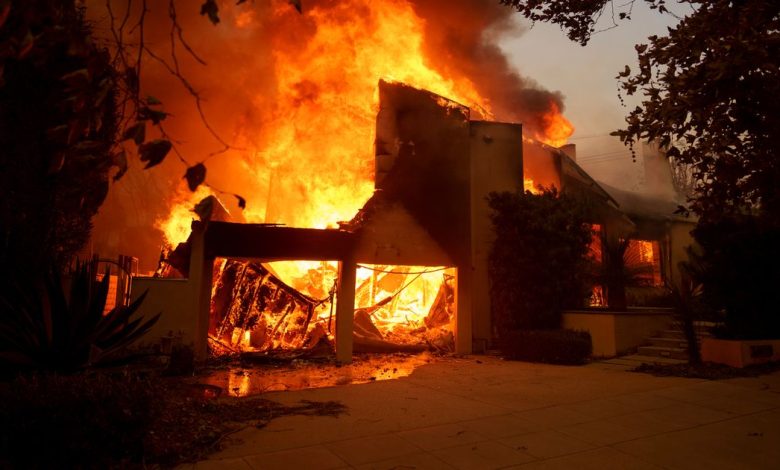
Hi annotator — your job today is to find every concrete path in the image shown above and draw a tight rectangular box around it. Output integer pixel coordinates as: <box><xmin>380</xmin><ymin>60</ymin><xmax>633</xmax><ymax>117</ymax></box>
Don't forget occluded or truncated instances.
<box><xmin>189</xmin><ymin>357</ymin><xmax>780</xmax><ymax>469</ymax></box>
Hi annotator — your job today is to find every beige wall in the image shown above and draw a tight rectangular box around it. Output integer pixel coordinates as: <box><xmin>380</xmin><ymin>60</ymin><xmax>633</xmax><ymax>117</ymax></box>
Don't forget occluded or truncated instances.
<box><xmin>563</xmin><ymin>310</ymin><xmax>672</xmax><ymax>357</ymax></box>
<box><xmin>469</xmin><ymin>121</ymin><xmax>523</xmax><ymax>349</ymax></box>
<box><xmin>129</xmin><ymin>277</ymin><xmax>196</xmax><ymax>350</ymax></box>
<box><xmin>701</xmin><ymin>338</ymin><xmax>780</xmax><ymax>368</ymax></box>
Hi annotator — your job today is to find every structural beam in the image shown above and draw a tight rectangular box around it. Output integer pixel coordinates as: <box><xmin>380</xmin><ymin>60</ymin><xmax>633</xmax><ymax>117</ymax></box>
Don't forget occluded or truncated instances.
<box><xmin>335</xmin><ymin>255</ymin><xmax>357</xmax><ymax>364</ymax></box>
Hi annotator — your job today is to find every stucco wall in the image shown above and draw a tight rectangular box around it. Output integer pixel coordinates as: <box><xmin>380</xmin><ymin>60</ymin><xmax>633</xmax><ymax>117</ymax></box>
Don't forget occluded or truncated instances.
<box><xmin>130</xmin><ymin>277</ymin><xmax>196</xmax><ymax>350</ymax></box>
<box><xmin>469</xmin><ymin>121</ymin><xmax>523</xmax><ymax>349</ymax></box>
<box><xmin>563</xmin><ymin>310</ymin><xmax>672</xmax><ymax>357</ymax></box>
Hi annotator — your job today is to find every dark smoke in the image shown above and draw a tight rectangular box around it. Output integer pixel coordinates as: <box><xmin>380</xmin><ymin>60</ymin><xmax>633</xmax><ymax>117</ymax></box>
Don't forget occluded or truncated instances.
<box><xmin>409</xmin><ymin>0</ymin><xmax>565</xmax><ymax>134</ymax></box>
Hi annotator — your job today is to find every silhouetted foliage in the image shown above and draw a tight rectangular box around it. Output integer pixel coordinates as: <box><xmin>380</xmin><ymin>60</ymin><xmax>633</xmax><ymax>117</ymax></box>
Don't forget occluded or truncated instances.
<box><xmin>501</xmin><ymin>1</ymin><xmax>780</xmax><ymax>220</ymax></box>
<box><xmin>689</xmin><ymin>214</ymin><xmax>780</xmax><ymax>340</ymax></box>
<box><xmin>0</xmin><ymin>1</ymin><xmax>120</xmax><ymax>278</ymax></box>
<box><xmin>667</xmin><ymin>247</ymin><xmax>712</xmax><ymax>365</ymax></box>
<box><xmin>488</xmin><ymin>189</ymin><xmax>593</xmax><ymax>334</ymax></box>
<box><xmin>0</xmin><ymin>263</ymin><xmax>159</xmax><ymax>374</ymax></box>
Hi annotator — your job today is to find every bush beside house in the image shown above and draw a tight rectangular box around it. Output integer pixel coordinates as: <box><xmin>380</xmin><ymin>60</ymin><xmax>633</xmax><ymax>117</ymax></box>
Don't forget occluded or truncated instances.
<box><xmin>488</xmin><ymin>189</ymin><xmax>594</xmax><ymax>364</ymax></box>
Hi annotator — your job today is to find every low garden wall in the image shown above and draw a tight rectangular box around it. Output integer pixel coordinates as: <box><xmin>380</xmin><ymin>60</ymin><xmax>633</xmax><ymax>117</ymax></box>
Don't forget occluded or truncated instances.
<box><xmin>562</xmin><ymin>308</ymin><xmax>673</xmax><ymax>358</ymax></box>
<box><xmin>130</xmin><ymin>277</ymin><xmax>196</xmax><ymax>351</ymax></box>
<box><xmin>701</xmin><ymin>338</ymin><xmax>780</xmax><ymax>368</ymax></box>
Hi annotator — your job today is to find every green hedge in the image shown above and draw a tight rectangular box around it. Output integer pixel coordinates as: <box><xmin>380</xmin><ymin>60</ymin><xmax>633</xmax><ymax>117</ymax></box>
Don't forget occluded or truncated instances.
<box><xmin>488</xmin><ymin>189</ymin><xmax>593</xmax><ymax>332</ymax></box>
<box><xmin>500</xmin><ymin>329</ymin><xmax>592</xmax><ymax>365</ymax></box>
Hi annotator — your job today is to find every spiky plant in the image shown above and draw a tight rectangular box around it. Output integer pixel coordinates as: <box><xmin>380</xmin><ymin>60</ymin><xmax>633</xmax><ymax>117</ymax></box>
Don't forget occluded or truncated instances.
<box><xmin>0</xmin><ymin>264</ymin><xmax>159</xmax><ymax>373</ymax></box>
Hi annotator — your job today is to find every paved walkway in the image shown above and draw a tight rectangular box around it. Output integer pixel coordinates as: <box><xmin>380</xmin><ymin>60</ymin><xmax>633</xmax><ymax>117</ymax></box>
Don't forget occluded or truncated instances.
<box><xmin>189</xmin><ymin>357</ymin><xmax>780</xmax><ymax>469</ymax></box>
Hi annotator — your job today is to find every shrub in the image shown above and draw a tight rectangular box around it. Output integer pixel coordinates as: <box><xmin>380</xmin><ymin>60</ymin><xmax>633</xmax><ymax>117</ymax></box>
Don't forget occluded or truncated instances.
<box><xmin>691</xmin><ymin>213</ymin><xmax>780</xmax><ymax>339</ymax></box>
<box><xmin>500</xmin><ymin>329</ymin><xmax>592</xmax><ymax>365</ymax></box>
<box><xmin>0</xmin><ymin>1</ymin><xmax>120</xmax><ymax>279</ymax></box>
<box><xmin>0</xmin><ymin>372</ymin><xmax>162</xmax><ymax>468</ymax></box>
<box><xmin>488</xmin><ymin>189</ymin><xmax>593</xmax><ymax>333</ymax></box>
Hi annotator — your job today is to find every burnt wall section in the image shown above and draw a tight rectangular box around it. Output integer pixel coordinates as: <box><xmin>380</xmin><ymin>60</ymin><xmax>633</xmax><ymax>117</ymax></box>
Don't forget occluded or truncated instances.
<box><xmin>374</xmin><ymin>80</ymin><xmax>472</xmax><ymax>268</ymax></box>
<box><xmin>350</xmin><ymin>195</ymin><xmax>454</xmax><ymax>266</ymax></box>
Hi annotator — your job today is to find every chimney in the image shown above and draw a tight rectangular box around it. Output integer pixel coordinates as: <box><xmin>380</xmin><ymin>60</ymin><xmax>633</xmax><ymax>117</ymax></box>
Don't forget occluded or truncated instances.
<box><xmin>559</xmin><ymin>143</ymin><xmax>577</xmax><ymax>161</ymax></box>
<box><xmin>641</xmin><ymin>141</ymin><xmax>676</xmax><ymax>199</ymax></box>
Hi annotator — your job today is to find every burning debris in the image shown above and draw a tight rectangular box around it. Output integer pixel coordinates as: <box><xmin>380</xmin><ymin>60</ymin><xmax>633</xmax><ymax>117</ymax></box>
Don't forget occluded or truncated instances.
<box><xmin>210</xmin><ymin>260</ymin><xmax>334</xmax><ymax>353</ymax></box>
<box><xmin>208</xmin><ymin>258</ymin><xmax>456</xmax><ymax>358</ymax></box>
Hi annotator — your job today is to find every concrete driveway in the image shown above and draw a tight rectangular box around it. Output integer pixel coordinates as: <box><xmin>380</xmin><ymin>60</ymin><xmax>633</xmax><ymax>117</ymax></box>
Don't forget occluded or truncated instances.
<box><xmin>190</xmin><ymin>357</ymin><xmax>780</xmax><ymax>469</ymax></box>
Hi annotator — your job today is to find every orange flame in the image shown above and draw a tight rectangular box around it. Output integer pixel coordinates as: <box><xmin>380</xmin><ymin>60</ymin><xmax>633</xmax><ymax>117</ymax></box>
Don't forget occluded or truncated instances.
<box><xmin>157</xmin><ymin>0</ymin><xmax>501</xmax><ymax>246</ymax></box>
<box><xmin>535</xmin><ymin>101</ymin><xmax>574</xmax><ymax>148</ymax></box>
<box><xmin>524</xmin><ymin>178</ymin><xmax>540</xmax><ymax>194</ymax></box>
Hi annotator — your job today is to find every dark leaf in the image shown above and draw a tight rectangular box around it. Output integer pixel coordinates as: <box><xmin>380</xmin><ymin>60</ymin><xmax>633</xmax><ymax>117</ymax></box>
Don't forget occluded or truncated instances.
<box><xmin>0</xmin><ymin>2</ymin><xmax>10</xmax><ymax>30</ymax></box>
<box><xmin>60</xmin><ymin>68</ymin><xmax>89</xmax><ymax>89</ymax></box>
<box><xmin>67</xmin><ymin>118</ymin><xmax>87</xmax><ymax>145</ymax></box>
<box><xmin>184</xmin><ymin>163</ymin><xmax>207</xmax><ymax>191</ymax></box>
<box><xmin>48</xmin><ymin>152</ymin><xmax>65</xmax><ymax>175</ymax></box>
<box><xmin>112</xmin><ymin>149</ymin><xmax>128</xmax><ymax>181</ymax></box>
<box><xmin>201</xmin><ymin>0</ymin><xmax>220</xmax><ymax>25</ymax></box>
<box><xmin>194</xmin><ymin>196</ymin><xmax>215</xmax><ymax>221</ymax></box>
<box><xmin>71</xmin><ymin>140</ymin><xmax>107</xmax><ymax>155</ymax></box>
<box><xmin>289</xmin><ymin>0</ymin><xmax>302</xmax><ymax>13</ymax></box>
<box><xmin>138</xmin><ymin>139</ymin><xmax>172</xmax><ymax>169</ymax></box>
<box><xmin>121</xmin><ymin>122</ymin><xmax>145</xmax><ymax>145</ymax></box>
<box><xmin>45</xmin><ymin>125</ymin><xmax>69</xmax><ymax>145</ymax></box>
<box><xmin>235</xmin><ymin>194</ymin><xmax>247</xmax><ymax>209</ymax></box>
<box><xmin>146</xmin><ymin>95</ymin><xmax>162</xmax><ymax>106</ymax></box>
<box><xmin>137</xmin><ymin>106</ymin><xmax>168</xmax><ymax>124</ymax></box>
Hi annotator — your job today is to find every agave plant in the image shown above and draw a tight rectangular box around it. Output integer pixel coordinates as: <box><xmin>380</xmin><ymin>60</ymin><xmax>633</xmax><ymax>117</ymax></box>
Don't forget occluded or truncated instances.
<box><xmin>0</xmin><ymin>264</ymin><xmax>160</xmax><ymax>373</ymax></box>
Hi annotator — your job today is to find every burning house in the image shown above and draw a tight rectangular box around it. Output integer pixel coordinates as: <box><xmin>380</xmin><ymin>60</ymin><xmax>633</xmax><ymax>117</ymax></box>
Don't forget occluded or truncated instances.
<box><xmin>79</xmin><ymin>1</ymin><xmax>695</xmax><ymax>363</ymax></box>
<box><xmin>130</xmin><ymin>79</ymin><xmax>689</xmax><ymax>362</ymax></box>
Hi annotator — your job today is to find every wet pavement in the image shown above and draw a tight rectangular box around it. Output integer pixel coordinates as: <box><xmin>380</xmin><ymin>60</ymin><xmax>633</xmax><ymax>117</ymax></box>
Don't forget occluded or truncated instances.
<box><xmin>194</xmin><ymin>352</ymin><xmax>440</xmax><ymax>397</ymax></box>
<box><xmin>184</xmin><ymin>356</ymin><xmax>780</xmax><ymax>469</ymax></box>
